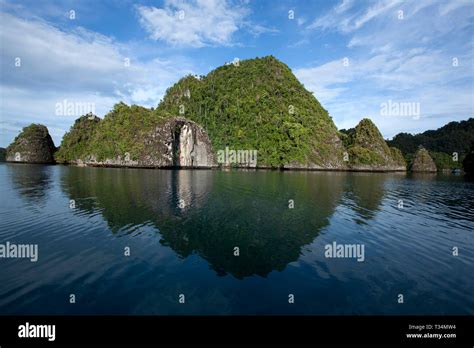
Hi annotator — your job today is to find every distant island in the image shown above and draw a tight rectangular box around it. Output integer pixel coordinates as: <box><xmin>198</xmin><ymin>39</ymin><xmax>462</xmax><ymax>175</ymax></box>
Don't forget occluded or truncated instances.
<box><xmin>3</xmin><ymin>56</ymin><xmax>473</xmax><ymax>174</ymax></box>
<box><xmin>387</xmin><ymin>118</ymin><xmax>474</xmax><ymax>172</ymax></box>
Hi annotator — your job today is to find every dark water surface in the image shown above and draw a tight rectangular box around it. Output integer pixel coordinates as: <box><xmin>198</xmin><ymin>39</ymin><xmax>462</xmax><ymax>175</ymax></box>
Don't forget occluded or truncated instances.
<box><xmin>0</xmin><ymin>163</ymin><xmax>473</xmax><ymax>315</ymax></box>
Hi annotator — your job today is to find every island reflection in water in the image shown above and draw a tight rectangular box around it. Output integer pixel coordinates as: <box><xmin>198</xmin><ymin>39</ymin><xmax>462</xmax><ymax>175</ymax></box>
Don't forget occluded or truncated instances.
<box><xmin>0</xmin><ymin>164</ymin><xmax>473</xmax><ymax>315</ymax></box>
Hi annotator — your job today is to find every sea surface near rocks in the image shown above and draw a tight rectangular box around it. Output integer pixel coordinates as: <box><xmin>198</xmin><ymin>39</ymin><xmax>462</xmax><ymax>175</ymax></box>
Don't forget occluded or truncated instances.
<box><xmin>0</xmin><ymin>164</ymin><xmax>473</xmax><ymax>315</ymax></box>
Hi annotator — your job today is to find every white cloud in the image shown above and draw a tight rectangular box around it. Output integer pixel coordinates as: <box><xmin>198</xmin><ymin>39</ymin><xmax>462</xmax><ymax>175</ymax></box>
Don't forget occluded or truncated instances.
<box><xmin>130</xmin><ymin>86</ymin><xmax>163</xmax><ymax>104</ymax></box>
<box><xmin>299</xmin><ymin>0</ymin><xmax>474</xmax><ymax>137</ymax></box>
<box><xmin>295</xmin><ymin>59</ymin><xmax>354</xmax><ymax>101</ymax></box>
<box><xmin>136</xmin><ymin>0</ymin><xmax>249</xmax><ymax>47</ymax></box>
<box><xmin>0</xmin><ymin>11</ymin><xmax>195</xmax><ymax>146</ymax></box>
<box><xmin>0</xmin><ymin>86</ymin><xmax>119</xmax><ymax>145</ymax></box>
<box><xmin>295</xmin><ymin>50</ymin><xmax>473</xmax><ymax>137</ymax></box>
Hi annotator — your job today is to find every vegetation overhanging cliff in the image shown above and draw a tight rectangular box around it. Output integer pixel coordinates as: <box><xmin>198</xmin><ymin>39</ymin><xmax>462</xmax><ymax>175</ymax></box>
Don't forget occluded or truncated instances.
<box><xmin>7</xmin><ymin>55</ymin><xmax>445</xmax><ymax>172</ymax></box>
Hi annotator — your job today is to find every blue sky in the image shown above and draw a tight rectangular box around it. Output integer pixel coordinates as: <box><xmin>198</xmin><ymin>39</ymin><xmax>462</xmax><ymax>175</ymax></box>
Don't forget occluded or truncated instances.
<box><xmin>0</xmin><ymin>0</ymin><xmax>473</xmax><ymax>147</ymax></box>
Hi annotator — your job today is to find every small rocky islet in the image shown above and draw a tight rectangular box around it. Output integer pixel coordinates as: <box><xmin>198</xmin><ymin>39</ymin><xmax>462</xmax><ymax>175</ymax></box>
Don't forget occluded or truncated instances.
<box><xmin>410</xmin><ymin>147</ymin><xmax>437</xmax><ymax>173</ymax></box>
<box><xmin>5</xmin><ymin>124</ymin><xmax>56</xmax><ymax>164</ymax></box>
<box><xmin>3</xmin><ymin>56</ymin><xmax>470</xmax><ymax>173</ymax></box>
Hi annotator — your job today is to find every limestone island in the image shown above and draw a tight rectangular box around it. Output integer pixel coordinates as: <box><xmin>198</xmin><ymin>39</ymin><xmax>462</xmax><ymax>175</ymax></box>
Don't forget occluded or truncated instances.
<box><xmin>6</xmin><ymin>56</ymin><xmax>462</xmax><ymax>173</ymax></box>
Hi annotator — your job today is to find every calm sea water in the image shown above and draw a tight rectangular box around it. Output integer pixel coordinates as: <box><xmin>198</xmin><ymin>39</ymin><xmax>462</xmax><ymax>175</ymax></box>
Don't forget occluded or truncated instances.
<box><xmin>0</xmin><ymin>163</ymin><xmax>473</xmax><ymax>315</ymax></box>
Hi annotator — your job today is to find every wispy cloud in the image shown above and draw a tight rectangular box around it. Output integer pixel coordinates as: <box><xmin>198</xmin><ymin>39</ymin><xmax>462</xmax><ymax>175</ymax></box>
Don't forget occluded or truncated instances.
<box><xmin>335</xmin><ymin>0</ymin><xmax>354</xmax><ymax>14</ymax></box>
<box><xmin>308</xmin><ymin>0</ymin><xmax>402</xmax><ymax>33</ymax></box>
<box><xmin>243</xmin><ymin>22</ymin><xmax>279</xmax><ymax>37</ymax></box>
<box><xmin>439</xmin><ymin>0</ymin><xmax>473</xmax><ymax>16</ymax></box>
<box><xmin>298</xmin><ymin>0</ymin><xmax>474</xmax><ymax>137</ymax></box>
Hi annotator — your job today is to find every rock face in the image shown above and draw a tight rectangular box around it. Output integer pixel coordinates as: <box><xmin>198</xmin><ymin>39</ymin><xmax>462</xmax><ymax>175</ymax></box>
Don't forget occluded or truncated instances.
<box><xmin>145</xmin><ymin>117</ymin><xmax>215</xmax><ymax>168</ymax></box>
<box><xmin>175</xmin><ymin>119</ymin><xmax>214</xmax><ymax>167</ymax></box>
<box><xmin>158</xmin><ymin>56</ymin><xmax>345</xmax><ymax>169</ymax></box>
<box><xmin>411</xmin><ymin>147</ymin><xmax>437</xmax><ymax>172</ymax></box>
<box><xmin>63</xmin><ymin>116</ymin><xmax>215</xmax><ymax>168</ymax></box>
<box><xmin>343</xmin><ymin>119</ymin><xmax>406</xmax><ymax>171</ymax></box>
<box><xmin>6</xmin><ymin>124</ymin><xmax>56</xmax><ymax>163</ymax></box>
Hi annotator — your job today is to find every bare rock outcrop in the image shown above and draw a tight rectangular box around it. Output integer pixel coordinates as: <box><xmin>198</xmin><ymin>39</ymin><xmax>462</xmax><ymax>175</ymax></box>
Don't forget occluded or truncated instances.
<box><xmin>158</xmin><ymin>117</ymin><xmax>215</xmax><ymax>168</ymax></box>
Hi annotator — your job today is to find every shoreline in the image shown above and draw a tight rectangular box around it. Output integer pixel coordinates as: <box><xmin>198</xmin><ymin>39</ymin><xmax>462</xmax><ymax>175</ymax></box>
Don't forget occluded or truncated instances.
<box><xmin>3</xmin><ymin>161</ymin><xmax>409</xmax><ymax>173</ymax></box>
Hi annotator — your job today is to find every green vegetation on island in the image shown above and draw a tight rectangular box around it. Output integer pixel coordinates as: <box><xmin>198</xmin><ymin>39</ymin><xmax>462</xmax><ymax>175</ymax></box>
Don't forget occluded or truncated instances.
<box><xmin>10</xmin><ymin>56</ymin><xmax>473</xmax><ymax>173</ymax></box>
<box><xmin>157</xmin><ymin>56</ymin><xmax>344</xmax><ymax>168</ymax></box>
<box><xmin>55</xmin><ymin>113</ymin><xmax>101</xmax><ymax>163</ymax></box>
<box><xmin>6</xmin><ymin>124</ymin><xmax>56</xmax><ymax>163</ymax></box>
<box><xmin>387</xmin><ymin>118</ymin><xmax>473</xmax><ymax>171</ymax></box>
<box><xmin>341</xmin><ymin>119</ymin><xmax>406</xmax><ymax>169</ymax></box>
<box><xmin>410</xmin><ymin>147</ymin><xmax>437</xmax><ymax>172</ymax></box>
<box><xmin>55</xmin><ymin>105</ymin><xmax>170</xmax><ymax>163</ymax></box>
